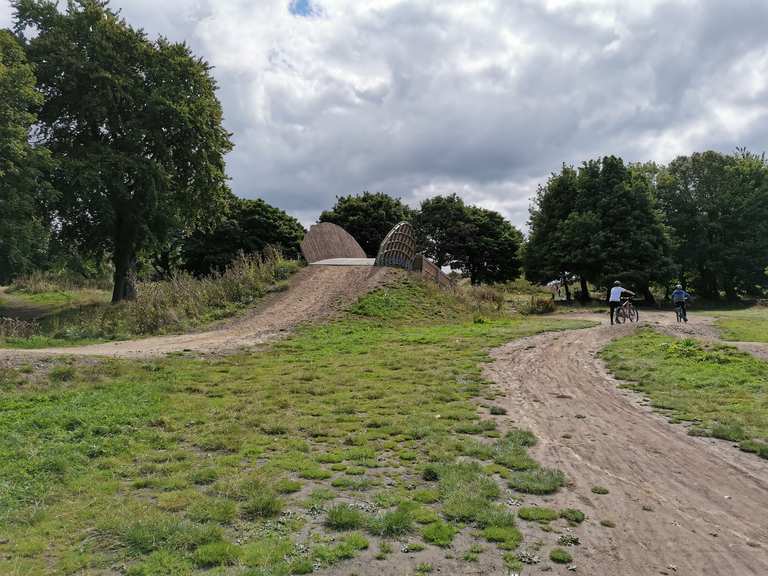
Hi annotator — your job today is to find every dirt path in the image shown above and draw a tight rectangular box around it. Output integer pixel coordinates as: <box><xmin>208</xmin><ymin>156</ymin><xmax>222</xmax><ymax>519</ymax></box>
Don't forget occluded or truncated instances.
<box><xmin>0</xmin><ymin>265</ymin><xmax>396</xmax><ymax>361</ymax></box>
<box><xmin>485</xmin><ymin>310</ymin><xmax>768</xmax><ymax>575</ymax></box>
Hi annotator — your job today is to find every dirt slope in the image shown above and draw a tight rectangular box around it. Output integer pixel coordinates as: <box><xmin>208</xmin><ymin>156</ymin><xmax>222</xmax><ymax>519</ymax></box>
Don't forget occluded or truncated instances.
<box><xmin>0</xmin><ymin>265</ymin><xmax>396</xmax><ymax>360</ymax></box>
<box><xmin>486</xmin><ymin>311</ymin><xmax>768</xmax><ymax>575</ymax></box>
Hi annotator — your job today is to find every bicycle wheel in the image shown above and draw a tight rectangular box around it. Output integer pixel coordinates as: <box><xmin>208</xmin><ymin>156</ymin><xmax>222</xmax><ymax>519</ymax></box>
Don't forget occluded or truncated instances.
<box><xmin>629</xmin><ymin>304</ymin><xmax>639</xmax><ymax>322</ymax></box>
<box><xmin>615</xmin><ymin>307</ymin><xmax>626</xmax><ymax>324</ymax></box>
<box><xmin>675</xmin><ymin>307</ymin><xmax>682</xmax><ymax>322</ymax></box>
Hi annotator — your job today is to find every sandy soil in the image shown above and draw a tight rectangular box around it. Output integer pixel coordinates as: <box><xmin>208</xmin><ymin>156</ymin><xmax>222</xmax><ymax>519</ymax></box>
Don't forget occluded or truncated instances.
<box><xmin>485</xmin><ymin>310</ymin><xmax>768</xmax><ymax>575</ymax></box>
<box><xmin>0</xmin><ymin>265</ymin><xmax>397</xmax><ymax>361</ymax></box>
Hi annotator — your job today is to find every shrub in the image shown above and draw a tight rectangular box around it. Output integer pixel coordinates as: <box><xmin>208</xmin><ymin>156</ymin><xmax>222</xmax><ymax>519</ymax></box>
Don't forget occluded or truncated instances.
<box><xmin>0</xmin><ymin>317</ymin><xmax>39</xmax><ymax>339</ymax></box>
<box><xmin>550</xmin><ymin>547</ymin><xmax>572</xmax><ymax>564</ymax></box>
<box><xmin>519</xmin><ymin>296</ymin><xmax>556</xmax><ymax>315</ymax></box>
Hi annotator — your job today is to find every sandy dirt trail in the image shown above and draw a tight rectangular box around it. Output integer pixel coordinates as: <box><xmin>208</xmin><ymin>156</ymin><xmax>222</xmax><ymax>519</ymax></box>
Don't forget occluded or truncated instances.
<box><xmin>486</xmin><ymin>311</ymin><xmax>768</xmax><ymax>575</ymax></box>
<box><xmin>0</xmin><ymin>265</ymin><xmax>395</xmax><ymax>361</ymax></box>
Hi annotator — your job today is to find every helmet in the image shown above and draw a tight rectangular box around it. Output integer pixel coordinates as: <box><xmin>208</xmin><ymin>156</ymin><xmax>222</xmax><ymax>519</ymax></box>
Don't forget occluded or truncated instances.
<box><xmin>613</xmin><ymin>280</ymin><xmax>621</xmax><ymax>286</ymax></box>
<box><xmin>675</xmin><ymin>284</ymin><xmax>682</xmax><ymax>289</ymax></box>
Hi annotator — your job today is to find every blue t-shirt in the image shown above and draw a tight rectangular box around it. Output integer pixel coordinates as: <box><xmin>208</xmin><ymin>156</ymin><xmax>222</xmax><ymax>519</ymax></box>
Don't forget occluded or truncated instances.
<box><xmin>671</xmin><ymin>289</ymin><xmax>690</xmax><ymax>303</ymax></box>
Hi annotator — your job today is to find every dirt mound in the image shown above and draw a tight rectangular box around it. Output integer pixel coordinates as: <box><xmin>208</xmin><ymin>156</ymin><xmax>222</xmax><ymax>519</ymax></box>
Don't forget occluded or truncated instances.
<box><xmin>0</xmin><ymin>265</ymin><xmax>398</xmax><ymax>360</ymax></box>
<box><xmin>486</xmin><ymin>311</ymin><xmax>768</xmax><ymax>575</ymax></box>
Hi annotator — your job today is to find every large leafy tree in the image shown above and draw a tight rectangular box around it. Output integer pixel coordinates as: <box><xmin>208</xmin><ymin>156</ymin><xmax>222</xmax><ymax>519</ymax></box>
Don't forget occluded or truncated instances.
<box><xmin>182</xmin><ymin>196</ymin><xmax>305</xmax><ymax>276</ymax></box>
<box><xmin>526</xmin><ymin>157</ymin><xmax>672</xmax><ymax>302</ymax></box>
<box><xmin>14</xmin><ymin>0</ymin><xmax>233</xmax><ymax>301</ymax></box>
<box><xmin>319</xmin><ymin>191</ymin><xmax>414</xmax><ymax>257</ymax></box>
<box><xmin>0</xmin><ymin>30</ymin><xmax>52</xmax><ymax>283</ymax></box>
<box><xmin>416</xmin><ymin>194</ymin><xmax>522</xmax><ymax>284</ymax></box>
<box><xmin>657</xmin><ymin>150</ymin><xmax>768</xmax><ymax>299</ymax></box>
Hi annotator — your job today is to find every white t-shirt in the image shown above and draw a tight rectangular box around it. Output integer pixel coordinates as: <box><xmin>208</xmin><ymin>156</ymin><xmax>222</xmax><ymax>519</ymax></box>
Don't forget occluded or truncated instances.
<box><xmin>609</xmin><ymin>286</ymin><xmax>624</xmax><ymax>302</ymax></box>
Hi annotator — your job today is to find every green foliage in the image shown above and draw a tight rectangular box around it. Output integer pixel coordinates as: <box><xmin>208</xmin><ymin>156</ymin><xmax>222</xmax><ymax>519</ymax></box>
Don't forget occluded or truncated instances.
<box><xmin>126</xmin><ymin>550</ymin><xmax>193</xmax><ymax>576</ymax></box>
<box><xmin>549</xmin><ymin>547</ymin><xmax>573</xmax><ymax>564</ymax></box>
<box><xmin>15</xmin><ymin>0</ymin><xmax>233</xmax><ymax>301</ymax></box>
<box><xmin>325</xmin><ymin>504</ymin><xmax>368</xmax><ymax>530</ymax></box>
<box><xmin>508</xmin><ymin>468</ymin><xmax>565</xmax><ymax>494</ymax></box>
<box><xmin>525</xmin><ymin>157</ymin><xmax>672</xmax><ymax>300</ymax></box>
<box><xmin>0</xmin><ymin>30</ymin><xmax>53</xmax><ymax>283</ymax></box>
<box><xmin>657</xmin><ymin>151</ymin><xmax>768</xmax><ymax>298</ymax></box>
<box><xmin>601</xmin><ymin>329</ymin><xmax>768</xmax><ymax>458</ymax></box>
<box><xmin>591</xmin><ymin>486</ymin><xmax>609</xmax><ymax>495</ymax></box>
<box><xmin>517</xmin><ymin>506</ymin><xmax>559</xmax><ymax>522</ymax></box>
<box><xmin>421</xmin><ymin>521</ymin><xmax>458</xmax><ymax>547</ymax></box>
<box><xmin>182</xmin><ymin>197</ymin><xmax>305</xmax><ymax>276</ymax></box>
<box><xmin>368</xmin><ymin>503</ymin><xmax>414</xmax><ymax>537</ymax></box>
<box><xmin>560</xmin><ymin>508</ymin><xmax>585</xmax><ymax>524</ymax></box>
<box><xmin>481</xmin><ymin>526</ymin><xmax>522</xmax><ymax>549</ymax></box>
<box><xmin>319</xmin><ymin>191</ymin><xmax>414</xmax><ymax>257</ymax></box>
<box><xmin>192</xmin><ymin>541</ymin><xmax>240</xmax><ymax>567</ymax></box>
<box><xmin>416</xmin><ymin>194</ymin><xmax>523</xmax><ymax>284</ymax></box>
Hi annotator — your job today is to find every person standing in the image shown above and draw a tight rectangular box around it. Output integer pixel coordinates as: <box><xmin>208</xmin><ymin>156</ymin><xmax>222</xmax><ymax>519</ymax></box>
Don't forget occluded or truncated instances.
<box><xmin>608</xmin><ymin>280</ymin><xmax>635</xmax><ymax>325</ymax></box>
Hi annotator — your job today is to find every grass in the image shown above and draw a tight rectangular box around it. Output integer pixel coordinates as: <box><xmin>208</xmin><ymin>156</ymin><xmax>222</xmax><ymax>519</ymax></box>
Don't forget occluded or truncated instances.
<box><xmin>710</xmin><ymin>306</ymin><xmax>768</xmax><ymax>343</ymax></box>
<box><xmin>550</xmin><ymin>547</ymin><xmax>573</xmax><ymax>564</ymax></box>
<box><xmin>0</xmin><ymin>278</ymin><xmax>593</xmax><ymax>574</ymax></box>
<box><xmin>1</xmin><ymin>252</ymin><xmax>300</xmax><ymax>348</ymax></box>
<box><xmin>517</xmin><ymin>506</ymin><xmax>559</xmax><ymax>523</ymax></box>
<box><xmin>601</xmin><ymin>329</ymin><xmax>768</xmax><ymax>458</ymax></box>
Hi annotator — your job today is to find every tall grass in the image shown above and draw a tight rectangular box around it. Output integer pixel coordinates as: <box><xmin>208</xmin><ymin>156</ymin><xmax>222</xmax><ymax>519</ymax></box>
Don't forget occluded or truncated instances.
<box><xmin>8</xmin><ymin>270</ymin><xmax>113</xmax><ymax>293</ymax></box>
<box><xmin>7</xmin><ymin>251</ymin><xmax>301</xmax><ymax>343</ymax></box>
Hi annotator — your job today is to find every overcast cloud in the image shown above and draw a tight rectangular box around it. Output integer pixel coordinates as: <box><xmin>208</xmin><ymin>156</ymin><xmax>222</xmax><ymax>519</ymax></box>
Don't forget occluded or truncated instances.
<box><xmin>2</xmin><ymin>0</ymin><xmax>767</xmax><ymax>228</ymax></box>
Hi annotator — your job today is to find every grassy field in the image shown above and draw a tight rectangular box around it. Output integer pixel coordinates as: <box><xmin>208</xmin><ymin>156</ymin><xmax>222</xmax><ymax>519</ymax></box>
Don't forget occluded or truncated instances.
<box><xmin>0</xmin><ymin>255</ymin><xmax>300</xmax><ymax>349</ymax></box>
<box><xmin>0</xmin><ymin>279</ymin><xmax>593</xmax><ymax>575</ymax></box>
<box><xmin>601</xmin><ymin>329</ymin><xmax>768</xmax><ymax>458</ymax></box>
<box><xmin>709</xmin><ymin>306</ymin><xmax>768</xmax><ymax>343</ymax></box>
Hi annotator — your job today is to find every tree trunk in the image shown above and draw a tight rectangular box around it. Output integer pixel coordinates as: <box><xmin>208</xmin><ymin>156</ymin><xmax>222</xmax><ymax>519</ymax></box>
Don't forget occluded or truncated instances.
<box><xmin>641</xmin><ymin>285</ymin><xmax>656</xmax><ymax>305</ymax></box>
<box><xmin>700</xmin><ymin>268</ymin><xmax>719</xmax><ymax>300</ymax></box>
<box><xmin>579</xmin><ymin>276</ymin><xmax>590</xmax><ymax>303</ymax></box>
<box><xmin>562</xmin><ymin>273</ymin><xmax>572</xmax><ymax>303</ymax></box>
<box><xmin>111</xmin><ymin>216</ymin><xmax>138</xmax><ymax>303</ymax></box>
<box><xmin>724</xmin><ymin>283</ymin><xmax>738</xmax><ymax>302</ymax></box>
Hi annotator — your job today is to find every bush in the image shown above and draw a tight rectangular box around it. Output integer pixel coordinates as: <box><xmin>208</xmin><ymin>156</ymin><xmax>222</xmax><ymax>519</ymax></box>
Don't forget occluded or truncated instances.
<box><xmin>0</xmin><ymin>317</ymin><xmax>39</xmax><ymax>339</ymax></box>
<box><xmin>519</xmin><ymin>295</ymin><xmax>556</xmax><ymax>315</ymax></box>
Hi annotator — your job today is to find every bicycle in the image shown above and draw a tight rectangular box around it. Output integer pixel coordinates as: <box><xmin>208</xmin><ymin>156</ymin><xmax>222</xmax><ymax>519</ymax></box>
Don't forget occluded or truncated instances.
<box><xmin>614</xmin><ymin>297</ymin><xmax>639</xmax><ymax>324</ymax></box>
<box><xmin>674</xmin><ymin>300</ymin><xmax>688</xmax><ymax>323</ymax></box>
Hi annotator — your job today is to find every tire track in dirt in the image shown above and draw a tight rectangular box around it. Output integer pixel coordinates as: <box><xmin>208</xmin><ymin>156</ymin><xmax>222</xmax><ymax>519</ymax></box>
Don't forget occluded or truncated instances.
<box><xmin>485</xmin><ymin>312</ymin><xmax>768</xmax><ymax>575</ymax></box>
<box><xmin>0</xmin><ymin>265</ymin><xmax>398</xmax><ymax>361</ymax></box>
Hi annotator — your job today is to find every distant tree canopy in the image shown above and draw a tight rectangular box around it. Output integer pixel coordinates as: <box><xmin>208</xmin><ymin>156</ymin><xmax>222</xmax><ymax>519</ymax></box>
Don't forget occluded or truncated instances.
<box><xmin>0</xmin><ymin>30</ymin><xmax>52</xmax><ymax>284</ymax></box>
<box><xmin>656</xmin><ymin>150</ymin><xmax>768</xmax><ymax>299</ymax></box>
<box><xmin>525</xmin><ymin>156</ymin><xmax>672</xmax><ymax>302</ymax></box>
<box><xmin>14</xmin><ymin>0</ymin><xmax>233</xmax><ymax>301</ymax></box>
<box><xmin>182</xmin><ymin>197</ymin><xmax>305</xmax><ymax>276</ymax></box>
<box><xmin>319</xmin><ymin>192</ymin><xmax>414</xmax><ymax>257</ymax></box>
<box><xmin>416</xmin><ymin>194</ymin><xmax>522</xmax><ymax>284</ymax></box>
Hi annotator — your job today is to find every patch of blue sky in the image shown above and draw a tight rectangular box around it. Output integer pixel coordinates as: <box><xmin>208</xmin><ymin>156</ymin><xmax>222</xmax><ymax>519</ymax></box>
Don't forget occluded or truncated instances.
<box><xmin>289</xmin><ymin>0</ymin><xmax>316</xmax><ymax>17</ymax></box>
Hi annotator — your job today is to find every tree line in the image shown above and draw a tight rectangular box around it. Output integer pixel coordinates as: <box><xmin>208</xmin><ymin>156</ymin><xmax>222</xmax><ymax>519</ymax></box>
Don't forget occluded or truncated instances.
<box><xmin>2</xmin><ymin>1</ymin><xmax>767</xmax><ymax>302</ymax></box>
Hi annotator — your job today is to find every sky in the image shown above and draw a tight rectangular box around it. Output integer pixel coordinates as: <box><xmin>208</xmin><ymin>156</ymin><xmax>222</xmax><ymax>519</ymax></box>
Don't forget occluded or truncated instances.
<box><xmin>2</xmin><ymin>0</ymin><xmax>768</xmax><ymax>229</ymax></box>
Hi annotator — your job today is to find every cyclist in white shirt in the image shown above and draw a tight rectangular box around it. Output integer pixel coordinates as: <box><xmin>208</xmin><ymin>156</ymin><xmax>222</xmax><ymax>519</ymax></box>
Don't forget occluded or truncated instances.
<box><xmin>608</xmin><ymin>280</ymin><xmax>635</xmax><ymax>325</ymax></box>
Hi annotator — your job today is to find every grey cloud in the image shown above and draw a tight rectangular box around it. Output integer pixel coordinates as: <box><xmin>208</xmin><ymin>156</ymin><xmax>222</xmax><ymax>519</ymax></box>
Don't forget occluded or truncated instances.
<box><xmin>2</xmin><ymin>0</ymin><xmax>767</xmax><ymax>229</ymax></box>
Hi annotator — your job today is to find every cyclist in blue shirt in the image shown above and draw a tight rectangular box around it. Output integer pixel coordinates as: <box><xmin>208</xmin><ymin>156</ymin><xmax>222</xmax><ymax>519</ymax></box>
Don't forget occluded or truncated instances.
<box><xmin>671</xmin><ymin>284</ymin><xmax>691</xmax><ymax>322</ymax></box>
